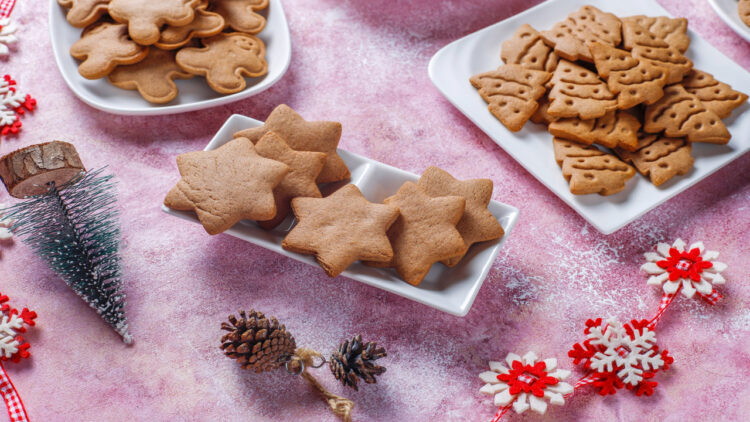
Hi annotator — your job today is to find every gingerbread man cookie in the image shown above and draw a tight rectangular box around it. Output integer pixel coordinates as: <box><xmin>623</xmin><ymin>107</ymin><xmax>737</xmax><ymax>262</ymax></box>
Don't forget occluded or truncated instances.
<box><xmin>176</xmin><ymin>32</ymin><xmax>268</xmax><ymax>94</ymax></box>
<box><xmin>156</xmin><ymin>1</ymin><xmax>225</xmax><ymax>50</ymax></box>
<box><xmin>70</xmin><ymin>22</ymin><xmax>149</xmax><ymax>79</ymax></box>
<box><xmin>108</xmin><ymin>47</ymin><xmax>193</xmax><ymax>104</ymax></box>
<box><xmin>214</xmin><ymin>0</ymin><xmax>269</xmax><ymax>35</ymax></box>
<box><xmin>109</xmin><ymin>0</ymin><xmax>200</xmax><ymax>45</ymax></box>
<box><xmin>57</xmin><ymin>0</ymin><xmax>110</xmax><ymax>28</ymax></box>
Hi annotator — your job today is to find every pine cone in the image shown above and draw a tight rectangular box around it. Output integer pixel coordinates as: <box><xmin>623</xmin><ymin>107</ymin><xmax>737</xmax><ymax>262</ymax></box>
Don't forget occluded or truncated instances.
<box><xmin>220</xmin><ymin>310</ymin><xmax>296</xmax><ymax>373</ymax></box>
<box><xmin>329</xmin><ymin>335</ymin><xmax>387</xmax><ymax>391</ymax></box>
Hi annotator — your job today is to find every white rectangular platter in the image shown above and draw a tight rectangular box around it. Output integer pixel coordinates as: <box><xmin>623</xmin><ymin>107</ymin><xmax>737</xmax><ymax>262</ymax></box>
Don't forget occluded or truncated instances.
<box><xmin>49</xmin><ymin>0</ymin><xmax>292</xmax><ymax>115</ymax></box>
<box><xmin>162</xmin><ymin>114</ymin><xmax>520</xmax><ymax>316</ymax></box>
<box><xmin>428</xmin><ymin>0</ymin><xmax>750</xmax><ymax>234</ymax></box>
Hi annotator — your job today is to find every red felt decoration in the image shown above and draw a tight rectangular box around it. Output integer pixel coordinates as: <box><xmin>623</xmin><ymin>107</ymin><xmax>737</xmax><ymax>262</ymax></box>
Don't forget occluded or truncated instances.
<box><xmin>0</xmin><ymin>292</ymin><xmax>34</xmax><ymax>422</ymax></box>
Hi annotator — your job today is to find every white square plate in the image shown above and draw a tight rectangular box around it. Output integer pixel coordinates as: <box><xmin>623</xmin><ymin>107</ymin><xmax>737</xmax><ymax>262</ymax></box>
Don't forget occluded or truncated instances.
<box><xmin>708</xmin><ymin>0</ymin><xmax>750</xmax><ymax>43</ymax></box>
<box><xmin>48</xmin><ymin>0</ymin><xmax>291</xmax><ymax>115</ymax></box>
<box><xmin>161</xmin><ymin>114</ymin><xmax>520</xmax><ymax>316</ymax></box>
<box><xmin>428</xmin><ymin>0</ymin><xmax>750</xmax><ymax>234</ymax></box>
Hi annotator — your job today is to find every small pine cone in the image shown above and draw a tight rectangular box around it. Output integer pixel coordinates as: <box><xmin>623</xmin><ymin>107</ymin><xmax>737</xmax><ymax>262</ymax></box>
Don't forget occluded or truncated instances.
<box><xmin>220</xmin><ymin>310</ymin><xmax>296</xmax><ymax>373</ymax></box>
<box><xmin>329</xmin><ymin>334</ymin><xmax>387</xmax><ymax>391</ymax></box>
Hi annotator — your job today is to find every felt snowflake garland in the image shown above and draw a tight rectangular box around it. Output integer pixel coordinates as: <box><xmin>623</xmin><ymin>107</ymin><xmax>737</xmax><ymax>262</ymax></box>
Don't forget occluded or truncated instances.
<box><xmin>480</xmin><ymin>239</ymin><xmax>729</xmax><ymax>420</ymax></box>
<box><xmin>0</xmin><ymin>202</ymin><xmax>14</xmax><ymax>257</ymax></box>
<box><xmin>0</xmin><ymin>75</ymin><xmax>36</xmax><ymax>137</ymax></box>
<box><xmin>0</xmin><ymin>292</ymin><xmax>35</xmax><ymax>422</ymax></box>
<box><xmin>0</xmin><ymin>0</ymin><xmax>17</xmax><ymax>56</ymax></box>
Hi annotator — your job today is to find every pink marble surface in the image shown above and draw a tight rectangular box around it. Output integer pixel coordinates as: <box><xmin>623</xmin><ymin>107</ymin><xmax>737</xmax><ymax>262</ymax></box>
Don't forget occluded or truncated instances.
<box><xmin>1</xmin><ymin>0</ymin><xmax>749</xmax><ymax>421</ymax></box>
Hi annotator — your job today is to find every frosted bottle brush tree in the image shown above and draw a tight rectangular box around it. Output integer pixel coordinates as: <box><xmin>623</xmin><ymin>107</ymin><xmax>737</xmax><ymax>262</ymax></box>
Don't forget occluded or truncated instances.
<box><xmin>0</xmin><ymin>141</ymin><xmax>132</xmax><ymax>344</ymax></box>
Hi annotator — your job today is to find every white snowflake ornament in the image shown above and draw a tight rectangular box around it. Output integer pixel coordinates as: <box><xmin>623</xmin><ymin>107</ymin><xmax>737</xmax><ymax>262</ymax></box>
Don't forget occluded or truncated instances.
<box><xmin>0</xmin><ymin>17</ymin><xmax>17</xmax><ymax>56</ymax></box>
<box><xmin>0</xmin><ymin>74</ymin><xmax>36</xmax><ymax>136</ymax></box>
<box><xmin>641</xmin><ymin>239</ymin><xmax>727</xmax><ymax>299</ymax></box>
<box><xmin>479</xmin><ymin>351</ymin><xmax>573</xmax><ymax>415</ymax></box>
<box><xmin>0</xmin><ymin>203</ymin><xmax>15</xmax><ymax>242</ymax></box>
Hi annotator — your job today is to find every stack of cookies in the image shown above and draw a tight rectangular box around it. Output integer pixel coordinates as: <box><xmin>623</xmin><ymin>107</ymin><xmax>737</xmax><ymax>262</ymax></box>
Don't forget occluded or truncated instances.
<box><xmin>164</xmin><ymin>105</ymin><xmax>505</xmax><ymax>286</ymax></box>
<box><xmin>59</xmin><ymin>0</ymin><xmax>270</xmax><ymax>103</ymax></box>
<box><xmin>471</xmin><ymin>5</ymin><xmax>748</xmax><ymax>196</ymax></box>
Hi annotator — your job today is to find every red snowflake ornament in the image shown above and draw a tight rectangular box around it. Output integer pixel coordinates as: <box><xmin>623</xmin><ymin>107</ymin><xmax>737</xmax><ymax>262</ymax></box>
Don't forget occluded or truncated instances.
<box><xmin>0</xmin><ymin>292</ymin><xmax>36</xmax><ymax>363</ymax></box>
<box><xmin>499</xmin><ymin>359</ymin><xmax>560</xmax><ymax>397</ymax></box>
<box><xmin>568</xmin><ymin>318</ymin><xmax>673</xmax><ymax>397</ymax></box>
<box><xmin>1</xmin><ymin>74</ymin><xmax>36</xmax><ymax>137</ymax></box>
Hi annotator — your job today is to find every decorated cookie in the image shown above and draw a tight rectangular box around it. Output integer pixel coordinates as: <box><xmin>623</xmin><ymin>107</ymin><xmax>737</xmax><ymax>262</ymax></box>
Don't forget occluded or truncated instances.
<box><xmin>155</xmin><ymin>1</ymin><xmax>225</xmax><ymax>50</ymax></box>
<box><xmin>254</xmin><ymin>132</ymin><xmax>326</xmax><ymax>230</ymax></box>
<box><xmin>164</xmin><ymin>137</ymin><xmax>289</xmax><ymax>235</ymax></box>
<box><xmin>417</xmin><ymin>167</ymin><xmax>504</xmax><ymax>267</ymax></box>
<box><xmin>644</xmin><ymin>84</ymin><xmax>730</xmax><ymax>144</ymax></box>
<box><xmin>214</xmin><ymin>0</ymin><xmax>269</xmax><ymax>35</ymax></box>
<box><xmin>553</xmin><ymin>138</ymin><xmax>636</xmax><ymax>196</ymax></box>
<box><xmin>547</xmin><ymin>60</ymin><xmax>617</xmax><ymax>120</ymax></box>
<box><xmin>234</xmin><ymin>105</ymin><xmax>350</xmax><ymax>184</ymax></box>
<box><xmin>616</xmin><ymin>134</ymin><xmax>693</xmax><ymax>186</ymax></box>
<box><xmin>282</xmin><ymin>184</ymin><xmax>399</xmax><ymax>278</ymax></box>
<box><xmin>109</xmin><ymin>0</ymin><xmax>200</xmax><ymax>45</ymax></box>
<box><xmin>470</xmin><ymin>65</ymin><xmax>551</xmax><ymax>132</ymax></box>
<box><xmin>682</xmin><ymin>70</ymin><xmax>748</xmax><ymax>119</ymax></box>
<box><xmin>57</xmin><ymin>0</ymin><xmax>110</xmax><ymax>28</ymax></box>
<box><xmin>176</xmin><ymin>32</ymin><xmax>268</xmax><ymax>94</ymax></box>
<box><xmin>530</xmin><ymin>95</ymin><xmax>557</xmax><ymax>126</ymax></box>
<box><xmin>621</xmin><ymin>20</ymin><xmax>692</xmax><ymax>85</ymax></box>
<box><xmin>365</xmin><ymin>182</ymin><xmax>466</xmax><ymax>286</ymax></box>
<box><xmin>540</xmin><ymin>5</ymin><xmax>622</xmax><ymax>62</ymax></box>
<box><xmin>548</xmin><ymin>111</ymin><xmax>641</xmax><ymax>151</ymax></box>
<box><xmin>501</xmin><ymin>24</ymin><xmax>558</xmax><ymax>72</ymax></box>
<box><xmin>107</xmin><ymin>47</ymin><xmax>193</xmax><ymax>104</ymax></box>
<box><xmin>622</xmin><ymin>15</ymin><xmax>690</xmax><ymax>52</ymax></box>
<box><xmin>740</xmin><ymin>0</ymin><xmax>750</xmax><ymax>28</ymax></box>
<box><xmin>588</xmin><ymin>42</ymin><xmax>668</xmax><ymax>110</ymax></box>
<box><xmin>70</xmin><ymin>22</ymin><xmax>149</xmax><ymax>80</ymax></box>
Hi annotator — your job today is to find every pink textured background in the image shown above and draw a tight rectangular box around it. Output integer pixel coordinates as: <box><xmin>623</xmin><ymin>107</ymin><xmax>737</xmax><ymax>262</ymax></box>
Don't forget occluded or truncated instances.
<box><xmin>1</xmin><ymin>0</ymin><xmax>749</xmax><ymax>421</ymax></box>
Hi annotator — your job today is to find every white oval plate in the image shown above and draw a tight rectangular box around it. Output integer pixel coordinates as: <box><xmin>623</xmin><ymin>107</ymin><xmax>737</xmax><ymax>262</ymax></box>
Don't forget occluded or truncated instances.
<box><xmin>48</xmin><ymin>0</ymin><xmax>291</xmax><ymax>116</ymax></box>
<box><xmin>708</xmin><ymin>0</ymin><xmax>750</xmax><ymax>43</ymax></box>
<box><xmin>161</xmin><ymin>114</ymin><xmax>520</xmax><ymax>317</ymax></box>
<box><xmin>429</xmin><ymin>0</ymin><xmax>750</xmax><ymax>234</ymax></box>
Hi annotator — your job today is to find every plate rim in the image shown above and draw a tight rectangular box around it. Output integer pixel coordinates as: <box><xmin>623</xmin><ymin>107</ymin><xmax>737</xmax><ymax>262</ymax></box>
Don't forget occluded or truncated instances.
<box><xmin>160</xmin><ymin>113</ymin><xmax>521</xmax><ymax>316</ymax></box>
<box><xmin>428</xmin><ymin>0</ymin><xmax>750</xmax><ymax>235</ymax></box>
<box><xmin>707</xmin><ymin>0</ymin><xmax>750</xmax><ymax>44</ymax></box>
<box><xmin>47</xmin><ymin>0</ymin><xmax>292</xmax><ymax>116</ymax></box>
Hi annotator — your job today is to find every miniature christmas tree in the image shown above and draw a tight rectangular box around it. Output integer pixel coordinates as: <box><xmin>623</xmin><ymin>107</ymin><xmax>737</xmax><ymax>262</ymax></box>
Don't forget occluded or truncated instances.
<box><xmin>0</xmin><ymin>142</ymin><xmax>132</xmax><ymax>344</ymax></box>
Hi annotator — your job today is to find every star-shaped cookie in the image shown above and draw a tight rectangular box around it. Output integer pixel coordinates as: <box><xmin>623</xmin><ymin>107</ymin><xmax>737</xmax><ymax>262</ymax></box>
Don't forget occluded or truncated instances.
<box><xmin>164</xmin><ymin>137</ymin><xmax>289</xmax><ymax>235</ymax></box>
<box><xmin>366</xmin><ymin>182</ymin><xmax>466</xmax><ymax>286</ymax></box>
<box><xmin>282</xmin><ymin>184</ymin><xmax>399</xmax><ymax>277</ymax></box>
<box><xmin>417</xmin><ymin>167</ymin><xmax>504</xmax><ymax>267</ymax></box>
<box><xmin>234</xmin><ymin>104</ymin><xmax>350</xmax><ymax>184</ymax></box>
<box><xmin>254</xmin><ymin>132</ymin><xmax>326</xmax><ymax>230</ymax></box>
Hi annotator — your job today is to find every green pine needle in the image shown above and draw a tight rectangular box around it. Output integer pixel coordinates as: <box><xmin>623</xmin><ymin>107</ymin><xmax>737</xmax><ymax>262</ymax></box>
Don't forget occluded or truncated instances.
<box><xmin>2</xmin><ymin>168</ymin><xmax>132</xmax><ymax>344</ymax></box>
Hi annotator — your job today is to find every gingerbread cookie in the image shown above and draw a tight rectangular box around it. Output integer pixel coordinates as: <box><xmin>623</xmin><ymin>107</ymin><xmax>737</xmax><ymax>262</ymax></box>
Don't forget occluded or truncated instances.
<box><xmin>553</xmin><ymin>138</ymin><xmax>636</xmax><ymax>196</ymax></box>
<box><xmin>365</xmin><ymin>182</ymin><xmax>466</xmax><ymax>286</ymax></box>
<box><xmin>548</xmin><ymin>111</ymin><xmax>641</xmax><ymax>151</ymax></box>
<box><xmin>282</xmin><ymin>184</ymin><xmax>399</xmax><ymax>278</ymax></box>
<box><xmin>588</xmin><ymin>42</ymin><xmax>668</xmax><ymax>109</ymax></box>
<box><xmin>155</xmin><ymin>1</ymin><xmax>224</xmax><ymax>50</ymax></box>
<box><xmin>540</xmin><ymin>5</ymin><xmax>622</xmax><ymax>62</ymax></box>
<box><xmin>530</xmin><ymin>95</ymin><xmax>557</xmax><ymax>126</ymax></box>
<box><xmin>176</xmin><ymin>32</ymin><xmax>268</xmax><ymax>94</ymax></box>
<box><xmin>109</xmin><ymin>0</ymin><xmax>200</xmax><ymax>45</ymax></box>
<box><xmin>417</xmin><ymin>167</ymin><xmax>504</xmax><ymax>267</ymax></box>
<box><xmin>234</xmin><ymin>105</ymin><xmax>350</xmax><ymax>184</ymax></box>
<box><xmin>470</xmin><ymin>65</ymin><xmax>551</xmax><ymax>132</ymax></box>
<box><xmin>621</xmin><ymin>19</ymin><xmax>692</xmax><ymax>85</ymax></box>
<box><xmin>164</xmin><ymin>137</ymin><xmax>289</xmax><ymax>235</ymax></box>
<box><xmin>547</xmin><ymin>60</ymin><xmax>617</xmax><ymax>120</ymax></box>
<box><xmin>740</xmin><ymin>0</ymin><xmax>750</xmax><ymax>28</ymax></box>
<box><xmin>107</xmin><ymin>47</ymin><xmax>193</xmax><ymax>104</ymax></box>
<box><xmin>644</xmin><ymin>84</ymin><xmax>731</xmax><ymax>144</ymax></box>
<box><xmin>616</xmin><ymin>134</ymin><xmax>693</xmax><ymax>186</ymax></box>
<box><xmin>501</xmin><ymin>24</ymin><xmax>558</xmax><ymax>72</ymax></box>
<box><xmin>214</xmin><ymin>0</ymin><xmax>269</xmax><ymax>35</ymax></box>
<box><xmin>682</xmin><ymin>70</ymin><xmax>748</xmax><ymax>119</ymax></box>
<box><xmin>622</xmin><ymin>15</ymin><xmax>690</xmax><ymax>52</ymax></box>
<box><xmin>254</xmin><ymin>132</ymin><xmax>326</xmax><ymax>230</ymax></box>
<box><xmin>57</xmin><ymin>0</ymin><xmax>110</xmax><ymax>28</ymax></box>
<box><xmin>70</xmin><ymin>22</ymin><xmax>149</xmax><ymax>80</ymax></box>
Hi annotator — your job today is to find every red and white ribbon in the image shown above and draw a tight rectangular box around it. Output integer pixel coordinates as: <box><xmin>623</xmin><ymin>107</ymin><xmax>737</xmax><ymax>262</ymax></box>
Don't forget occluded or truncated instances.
<box><xmin>0</xmin><ymin>0</ymin><xmax>16</xmax><ymax>18</ymax></box>
<box><xmin>0</xmin><ymin>362</ymin><xmax>28</xmax><ymax>422</ymax></box>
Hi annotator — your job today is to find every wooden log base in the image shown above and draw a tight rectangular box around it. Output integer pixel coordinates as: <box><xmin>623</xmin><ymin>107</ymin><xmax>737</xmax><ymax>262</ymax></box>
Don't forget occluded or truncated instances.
<box><xmin>0</xmin><ymin>141</ymin><xmax>86</xmax><ymax>198</ymax></box>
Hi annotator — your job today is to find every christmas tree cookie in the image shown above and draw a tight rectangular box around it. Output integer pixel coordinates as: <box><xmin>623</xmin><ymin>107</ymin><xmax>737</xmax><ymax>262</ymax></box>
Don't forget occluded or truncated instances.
<box><xmin>681</xmin><ymin>70</ymin><xmax>748</xmax><ymax>119</ymax></box>
<box><xmin>547</xmin><ymin>60</ymin><xmax>617</xmax><ymax>120</ymax></box>
<box><xmin>616</xmin><ymin>134</ymin><xmax>693</xmax><ymax>186</ymax></box>
<box><xmin>548</xmin><ymin>110</ymin><xmax>641</xmax><ymax>151</ymax></box>
<box><xmin>644</xmin><ymin>84</ymin><xmax>730</xmax><ymax>144</ymax></box>
<box><xmin>540</xmin><ymin>5</ymin><xmax>622</xmax><ymax>62</ymax></box>
<box><xmin>553</xmin><ymin>137</ymin><xmax>636</xmax><ymax>196</ymax></box>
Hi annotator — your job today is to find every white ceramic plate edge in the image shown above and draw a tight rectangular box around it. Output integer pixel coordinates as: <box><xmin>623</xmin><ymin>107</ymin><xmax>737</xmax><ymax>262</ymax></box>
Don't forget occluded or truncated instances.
<box><xmin>707</xmin><ymin>0</ymin><xmax>750</xmax><ymax>43</ymax></box>
<box><xmin>160</xmin><ymin>114</ymin><xmax>520</xmax><ymax>316</ymax></box>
